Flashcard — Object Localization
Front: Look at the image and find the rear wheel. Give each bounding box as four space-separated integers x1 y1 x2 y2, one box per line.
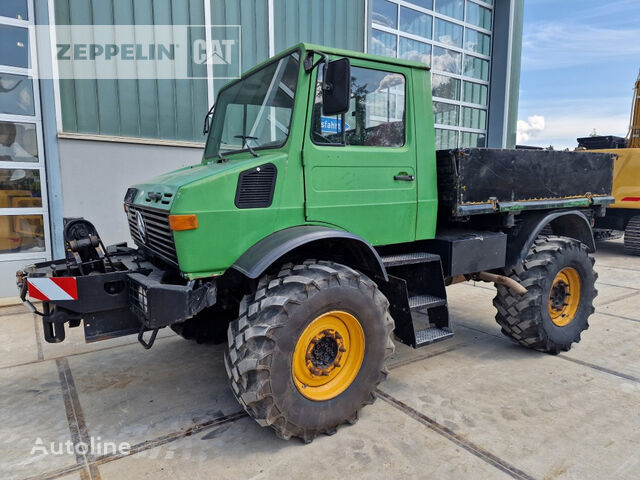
493 235 597 354
624 216 640 255
224 260 394 442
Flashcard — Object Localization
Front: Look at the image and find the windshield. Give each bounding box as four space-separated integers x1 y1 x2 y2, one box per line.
204 52 300 159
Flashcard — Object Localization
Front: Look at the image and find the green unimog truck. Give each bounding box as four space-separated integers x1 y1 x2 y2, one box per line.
18 44 614 443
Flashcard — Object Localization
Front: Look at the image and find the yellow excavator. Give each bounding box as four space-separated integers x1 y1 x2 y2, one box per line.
578 70 640 254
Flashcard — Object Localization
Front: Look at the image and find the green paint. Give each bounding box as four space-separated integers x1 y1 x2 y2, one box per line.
129 43 439 278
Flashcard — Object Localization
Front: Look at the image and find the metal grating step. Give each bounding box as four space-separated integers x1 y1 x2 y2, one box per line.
415 327 454 347
409 294 447 310
381 252 441 267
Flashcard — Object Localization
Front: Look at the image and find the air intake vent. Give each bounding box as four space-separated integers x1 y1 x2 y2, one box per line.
235 163 277 209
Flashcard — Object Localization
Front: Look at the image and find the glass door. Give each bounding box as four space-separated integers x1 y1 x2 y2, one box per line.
0 0 51 264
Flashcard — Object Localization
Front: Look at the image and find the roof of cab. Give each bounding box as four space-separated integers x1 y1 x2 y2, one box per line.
239 42 430 79
298 43 431 70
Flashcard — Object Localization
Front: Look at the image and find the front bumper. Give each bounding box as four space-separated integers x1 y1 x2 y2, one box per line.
18 246 216 345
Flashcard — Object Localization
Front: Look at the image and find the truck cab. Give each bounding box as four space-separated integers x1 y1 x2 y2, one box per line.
125 44 438 281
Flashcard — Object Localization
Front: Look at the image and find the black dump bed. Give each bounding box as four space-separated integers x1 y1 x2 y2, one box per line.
436 149 615 217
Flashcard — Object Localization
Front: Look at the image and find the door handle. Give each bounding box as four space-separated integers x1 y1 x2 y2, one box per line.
394 174 415 181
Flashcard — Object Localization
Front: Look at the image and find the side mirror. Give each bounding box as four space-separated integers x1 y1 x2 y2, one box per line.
322 58 351 116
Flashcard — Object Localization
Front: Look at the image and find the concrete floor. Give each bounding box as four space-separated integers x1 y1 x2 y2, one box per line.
1 239 639 480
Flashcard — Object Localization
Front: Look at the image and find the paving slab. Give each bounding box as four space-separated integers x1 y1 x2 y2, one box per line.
591 264 640 290
595 239 640 270
68 337 240 447
0 313 40 368
597 292 640 320
98 399 514 480
561 313 640 380
0 361 76 480
448 283 640 380
380 335 640 480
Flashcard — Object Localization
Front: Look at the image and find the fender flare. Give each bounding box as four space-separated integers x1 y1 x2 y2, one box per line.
231 225 388 281
505 210 595 268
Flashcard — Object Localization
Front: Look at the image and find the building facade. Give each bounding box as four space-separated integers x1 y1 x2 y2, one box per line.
0 0 522 296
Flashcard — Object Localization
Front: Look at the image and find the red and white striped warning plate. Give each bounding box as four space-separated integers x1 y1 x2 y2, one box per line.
27 277 78 301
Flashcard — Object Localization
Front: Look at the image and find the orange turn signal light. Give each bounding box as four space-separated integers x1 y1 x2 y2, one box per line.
169 214 198 231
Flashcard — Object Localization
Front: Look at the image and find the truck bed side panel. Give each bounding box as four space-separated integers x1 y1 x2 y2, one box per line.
436 149 614 216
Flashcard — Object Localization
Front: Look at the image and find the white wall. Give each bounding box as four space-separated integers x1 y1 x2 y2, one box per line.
57 138 203 246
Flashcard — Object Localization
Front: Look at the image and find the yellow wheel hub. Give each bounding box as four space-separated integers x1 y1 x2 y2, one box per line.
548 267 581 327
292 311 365 401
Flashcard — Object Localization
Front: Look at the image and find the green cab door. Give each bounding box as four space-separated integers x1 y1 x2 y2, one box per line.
302 60 417 246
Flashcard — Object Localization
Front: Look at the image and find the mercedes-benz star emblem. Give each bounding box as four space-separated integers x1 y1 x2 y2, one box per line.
136 211 147 243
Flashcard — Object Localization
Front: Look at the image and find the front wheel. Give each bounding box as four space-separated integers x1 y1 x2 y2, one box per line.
493 235 597 354
224 260 394 442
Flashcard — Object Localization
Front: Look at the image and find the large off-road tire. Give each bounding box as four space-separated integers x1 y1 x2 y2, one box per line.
224 260 394 442
624 216 640 255
493 235 597 354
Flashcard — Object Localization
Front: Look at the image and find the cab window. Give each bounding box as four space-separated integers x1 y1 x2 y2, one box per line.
311 66 406 147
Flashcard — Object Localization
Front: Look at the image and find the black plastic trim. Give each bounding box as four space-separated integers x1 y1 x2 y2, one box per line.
506 210 595 268
231 225 388 281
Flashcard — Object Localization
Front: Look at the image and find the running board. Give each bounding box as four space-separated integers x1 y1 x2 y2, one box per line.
414 327 454 347
379 252 453 349
409 294 446 309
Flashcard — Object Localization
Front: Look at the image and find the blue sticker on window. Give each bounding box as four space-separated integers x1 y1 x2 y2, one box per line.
320 116 351 133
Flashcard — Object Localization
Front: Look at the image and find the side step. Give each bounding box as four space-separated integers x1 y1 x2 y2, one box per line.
381 252 440 267
409 294 446 310
414 326 454 347
380 251 453 348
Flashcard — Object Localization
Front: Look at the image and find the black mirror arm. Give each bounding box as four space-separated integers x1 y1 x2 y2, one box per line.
320 55 332 94
203 103 215 135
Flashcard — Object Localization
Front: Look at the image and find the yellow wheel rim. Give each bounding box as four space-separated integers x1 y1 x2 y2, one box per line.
548 267 581 327
292 311 365 401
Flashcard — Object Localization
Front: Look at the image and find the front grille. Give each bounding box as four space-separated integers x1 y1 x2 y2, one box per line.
127 205 178 265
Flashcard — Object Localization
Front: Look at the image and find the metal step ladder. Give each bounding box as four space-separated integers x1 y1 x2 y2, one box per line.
381 252 453 348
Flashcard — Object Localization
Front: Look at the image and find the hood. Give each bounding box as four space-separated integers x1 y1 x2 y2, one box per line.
129 152 285 210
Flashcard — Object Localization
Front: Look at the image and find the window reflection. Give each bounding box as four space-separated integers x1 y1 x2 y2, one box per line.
312 67 406 147
461 106 487 129
434 101 459 126
466 2 492 30
435 128 458 149
0 168 42 208
399 37 431 64
460 131 486 148
0 121 38 162
0 74 35 115
0 0 28 20
435 0 464 20
432 46 461 74
465 29 491 56
432 74 460 100
370 29 397 58
400 7 432 39
462 81 488 105
372 0 398 28
464 55 489 81
0 25 29 69
434 18 463 47
0 214 44 252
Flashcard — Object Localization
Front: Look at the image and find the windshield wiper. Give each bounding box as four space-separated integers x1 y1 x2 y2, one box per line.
215 153 228 163
234 135 259 157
